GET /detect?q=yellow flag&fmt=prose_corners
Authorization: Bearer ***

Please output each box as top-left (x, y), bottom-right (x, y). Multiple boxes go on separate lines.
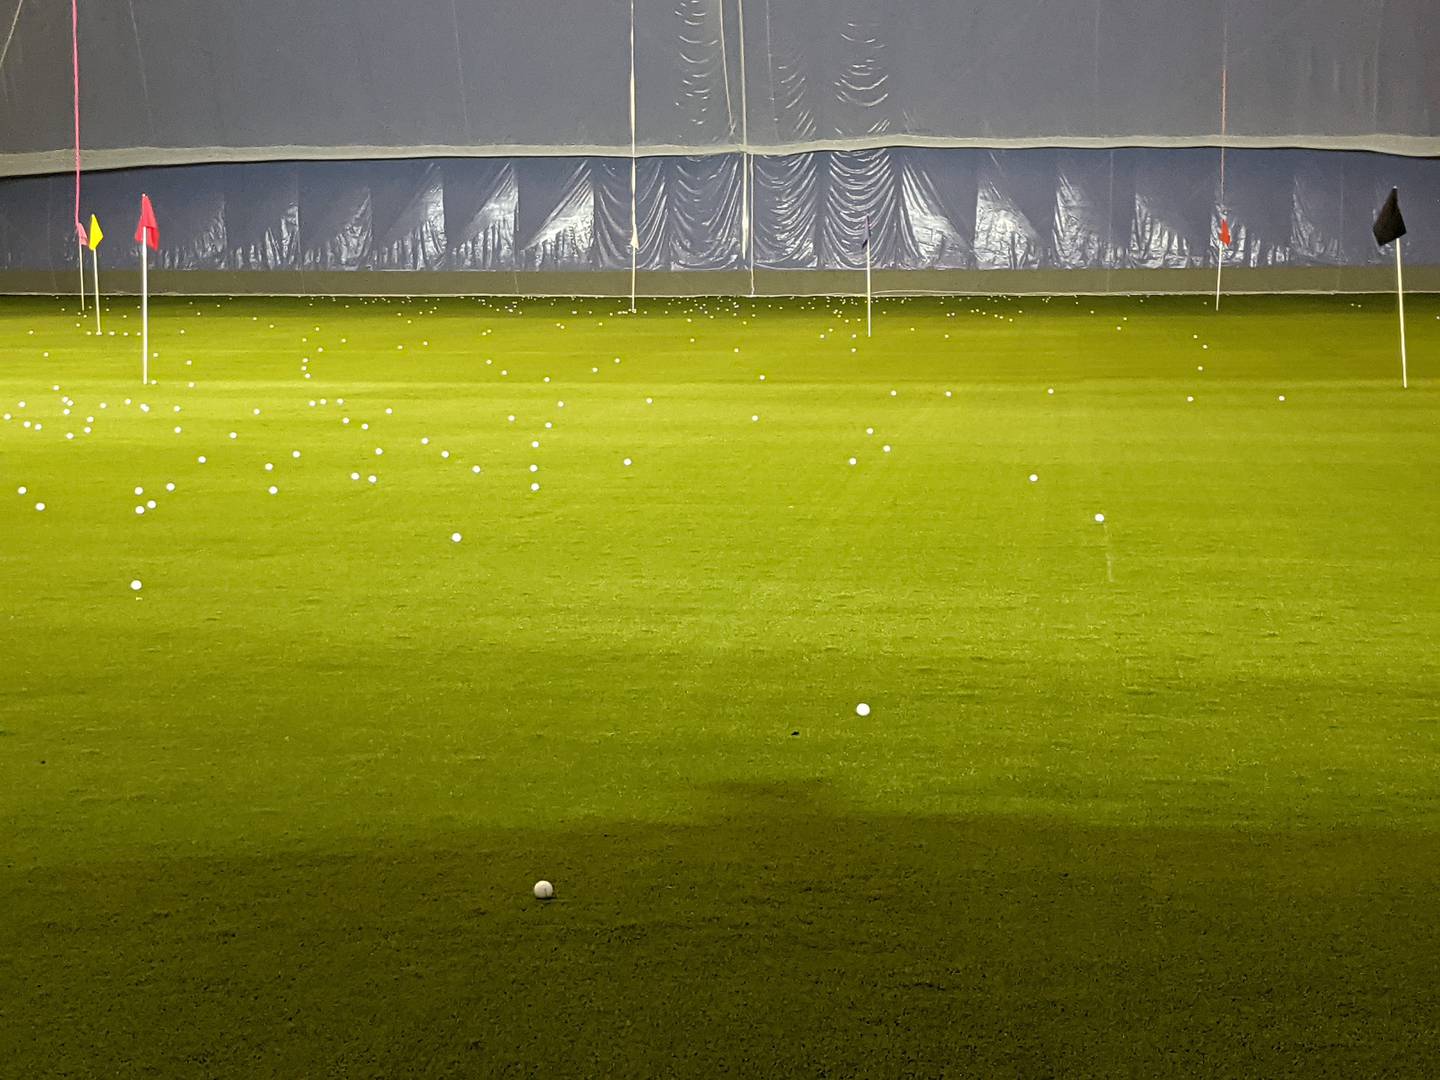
top-left (87, 214), bottom-right (103, 251)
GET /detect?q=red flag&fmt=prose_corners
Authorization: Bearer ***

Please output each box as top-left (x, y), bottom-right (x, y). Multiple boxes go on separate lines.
top-left (75, 220), bottom-right (88, 245)
top-left (1218, 217), bottom-right (1232, 247)
top-left (134, 194), bottom-right (159, 250)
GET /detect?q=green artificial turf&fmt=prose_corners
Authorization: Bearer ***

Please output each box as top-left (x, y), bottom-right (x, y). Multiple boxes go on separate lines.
top-left (2, 291), bottom-right (1438, 1076)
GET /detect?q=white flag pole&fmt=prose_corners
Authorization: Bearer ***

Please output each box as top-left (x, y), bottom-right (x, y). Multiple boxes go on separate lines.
top-left (1214, 18), bottom-right (1228, 312)
top-left (78, 239), bottom-right (86, 313)
top-left (140, 234), bottom-right (148, 385)
top-left (91, 244), bottom-right (101, 334)
top-left (1395, 238), bottom-right (1408, 390)
top-left (628, 0), bottom-right (638, 314)
top-left (736, 0), bottom-right (754, 298)
top-left (1213, 208), bottom-right (1224, 311)
top-left (864, 218), bottom-right (872, 338)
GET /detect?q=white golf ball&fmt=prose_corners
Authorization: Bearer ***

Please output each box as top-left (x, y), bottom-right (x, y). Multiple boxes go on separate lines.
top-left (1094, 513), bottom-right (1106, 524)
top-left (1028, 474), bottom-right (1038, 483)
top-left (856, 702), bottom-right (871, 717)
top-left (450, 532), bottom-right (462, 543)
top-left (533, 880), bottom-right (555, 900)
top-left (129, 580), bottom-right (142, 591)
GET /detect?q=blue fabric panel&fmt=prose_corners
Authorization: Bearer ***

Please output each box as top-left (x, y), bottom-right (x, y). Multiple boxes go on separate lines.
top-left (1, 148), bottom-right (1435, 274)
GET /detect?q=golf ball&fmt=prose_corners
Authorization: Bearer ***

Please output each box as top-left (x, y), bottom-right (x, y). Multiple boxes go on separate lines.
top-left (533, 880), bottom-right (555, 900)
top-left (856, 702), bottom-right (871, 717)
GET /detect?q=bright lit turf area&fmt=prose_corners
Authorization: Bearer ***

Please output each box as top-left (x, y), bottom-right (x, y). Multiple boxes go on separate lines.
top-left (3, 291), bottom-right (1439, 1075)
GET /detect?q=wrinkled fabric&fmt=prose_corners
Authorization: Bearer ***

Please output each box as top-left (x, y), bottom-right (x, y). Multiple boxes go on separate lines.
top-left (1, 149), bottom-right (1436, 274)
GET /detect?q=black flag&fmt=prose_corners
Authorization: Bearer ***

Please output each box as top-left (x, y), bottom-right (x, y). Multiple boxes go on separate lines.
top-left (1373, 188), bottom-right (1406, 247)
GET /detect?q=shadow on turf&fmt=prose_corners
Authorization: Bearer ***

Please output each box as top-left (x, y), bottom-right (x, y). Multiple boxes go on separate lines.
top-left (5, 779), bottom-right (1438, 1077)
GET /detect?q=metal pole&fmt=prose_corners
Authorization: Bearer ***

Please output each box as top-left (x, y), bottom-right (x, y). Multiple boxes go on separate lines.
top-left (1396, 239), bottom-right (1408, 390)
top-left (91, 245), bottom-right (101, 334)
top-left (736, 0), bottom-right (754, 297)
top-left (140, 244), bottom-right (148, 385)
top-left (628, 0), bottom-right (638, 313)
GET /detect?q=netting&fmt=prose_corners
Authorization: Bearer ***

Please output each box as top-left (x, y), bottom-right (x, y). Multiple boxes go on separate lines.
top-left (1, 0), bottom-right (1437, 177)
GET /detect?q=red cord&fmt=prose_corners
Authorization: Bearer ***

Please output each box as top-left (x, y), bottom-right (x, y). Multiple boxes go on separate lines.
top-left (71, 0), bottom-right (82, 243)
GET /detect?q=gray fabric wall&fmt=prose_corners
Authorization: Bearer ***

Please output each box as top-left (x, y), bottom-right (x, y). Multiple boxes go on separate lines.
top-left (1, 149), bottom-right (1434, 279)
top-left (2, 0), bottom-right (1437, 177)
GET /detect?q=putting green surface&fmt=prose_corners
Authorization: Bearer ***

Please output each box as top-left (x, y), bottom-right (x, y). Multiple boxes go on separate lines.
top-left (2, 292), bottom-right (1438, 1075)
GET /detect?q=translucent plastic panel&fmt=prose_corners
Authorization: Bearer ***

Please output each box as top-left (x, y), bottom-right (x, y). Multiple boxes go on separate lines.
top-left (2, 1), bottom-right (1436, 176)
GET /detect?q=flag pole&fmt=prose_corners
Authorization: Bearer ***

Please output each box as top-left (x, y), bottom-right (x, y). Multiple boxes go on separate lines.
top-left (78, 239), bottom-right (86, 314)
top-left (736, 0), bottom-right (754, 298)
top-left (134, 193), bottom-right (157, 382)
top-left (864, 218), bottom-right (872, 338)
top-left (91, 244), bottom-right (101, 334)
top-left (1214, 236), bottom-right (1224, 311)
top-left (1214, 15), bottom-right (1228, 312)
top-left (1395, 238), bottom-right (1407, 390)
top-left (140, 239), bottom-right (148, 384)
top-left (627, 0), bottom-right (637, 315)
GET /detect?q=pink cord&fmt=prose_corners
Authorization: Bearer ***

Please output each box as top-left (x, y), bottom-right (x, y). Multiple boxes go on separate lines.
top-left (71, 0), bottom-right (82, 243)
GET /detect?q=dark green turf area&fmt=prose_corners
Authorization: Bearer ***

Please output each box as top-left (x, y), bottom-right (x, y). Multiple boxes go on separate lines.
top-left (2, 291), bottom-right (1438, 1076)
